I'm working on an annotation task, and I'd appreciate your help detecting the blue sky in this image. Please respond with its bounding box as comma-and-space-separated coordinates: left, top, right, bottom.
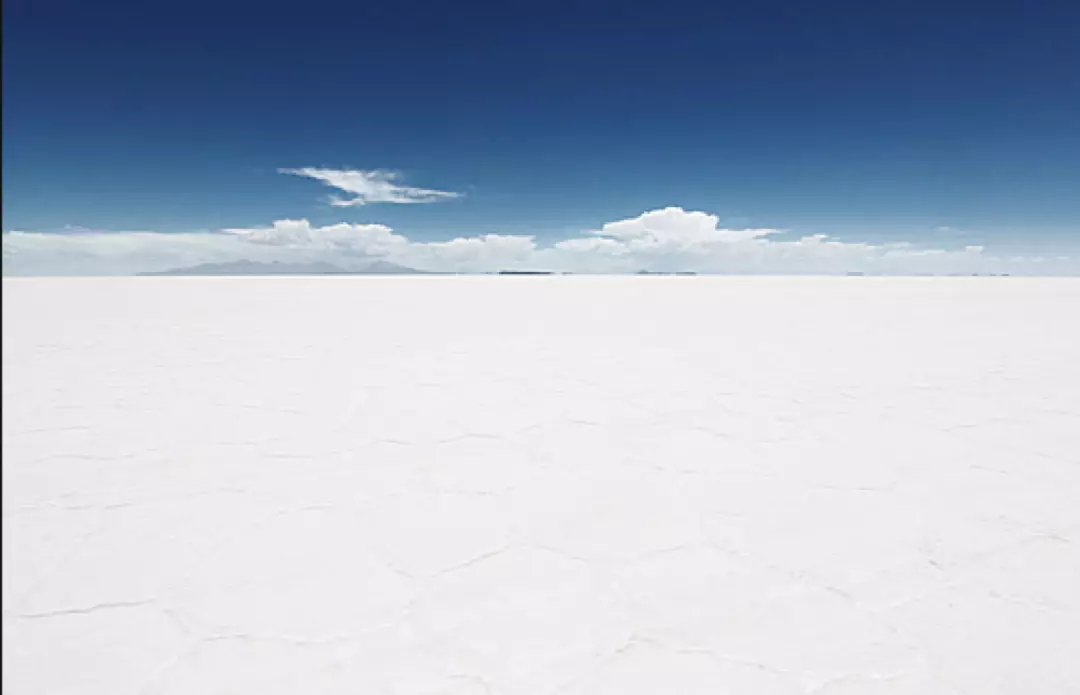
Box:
3, 0, 1079, 274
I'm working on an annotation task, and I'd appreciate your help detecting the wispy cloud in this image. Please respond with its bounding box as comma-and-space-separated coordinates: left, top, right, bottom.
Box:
279, 167, 462, 206
6, 207, 1073, 276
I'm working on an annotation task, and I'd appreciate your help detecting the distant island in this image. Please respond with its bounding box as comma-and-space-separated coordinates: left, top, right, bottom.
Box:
138, 259, 428, 276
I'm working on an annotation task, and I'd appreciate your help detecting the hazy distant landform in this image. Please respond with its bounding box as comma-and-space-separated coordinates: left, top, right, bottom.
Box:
138, 259, 427, 276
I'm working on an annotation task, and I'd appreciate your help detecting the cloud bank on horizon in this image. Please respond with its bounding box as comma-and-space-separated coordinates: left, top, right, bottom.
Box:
4, 206, 1073, 276
3, 166, 1074, 276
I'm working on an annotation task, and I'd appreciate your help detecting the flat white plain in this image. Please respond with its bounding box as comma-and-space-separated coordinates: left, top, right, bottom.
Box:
3, 276, 1079, 695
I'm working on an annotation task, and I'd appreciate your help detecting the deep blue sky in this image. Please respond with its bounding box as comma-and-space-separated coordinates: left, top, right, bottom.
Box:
4, 0, 1079, 252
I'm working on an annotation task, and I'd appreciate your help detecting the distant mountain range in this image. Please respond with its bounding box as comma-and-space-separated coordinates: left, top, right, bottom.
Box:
138, 259, 427, 276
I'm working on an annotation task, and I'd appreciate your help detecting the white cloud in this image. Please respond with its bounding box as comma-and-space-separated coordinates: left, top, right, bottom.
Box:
279, 167, 462, 206
588, 208, 780, 247
223, 219, 412, 256
3, 207, 1076, 276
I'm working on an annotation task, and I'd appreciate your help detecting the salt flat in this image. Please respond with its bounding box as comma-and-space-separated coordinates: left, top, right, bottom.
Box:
3, 276, 1079, 694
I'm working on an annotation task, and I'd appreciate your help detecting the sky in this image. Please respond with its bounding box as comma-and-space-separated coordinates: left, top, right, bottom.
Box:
3, 0, 1079, 275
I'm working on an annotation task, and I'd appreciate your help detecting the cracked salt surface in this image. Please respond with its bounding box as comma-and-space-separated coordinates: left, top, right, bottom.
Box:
3, 276, 1079, 694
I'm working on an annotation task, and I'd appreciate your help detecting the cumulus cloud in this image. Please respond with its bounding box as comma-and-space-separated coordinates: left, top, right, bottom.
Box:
279, 167, 462, 206
223, 219, 412, 256
3, 207, 1075, 276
